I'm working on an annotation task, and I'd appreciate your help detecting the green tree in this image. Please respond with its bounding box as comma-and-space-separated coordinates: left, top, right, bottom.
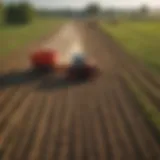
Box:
85, 3, 101, 16
139, 4, 149, 16
3, 2, 35, 25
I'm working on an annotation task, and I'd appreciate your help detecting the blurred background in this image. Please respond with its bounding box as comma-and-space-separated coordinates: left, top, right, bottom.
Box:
1, 0, 160, 73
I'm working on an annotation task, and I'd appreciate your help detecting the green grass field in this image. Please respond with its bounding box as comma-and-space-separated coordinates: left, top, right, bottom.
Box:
101, 21, 160, 73
0, 17, 66, 56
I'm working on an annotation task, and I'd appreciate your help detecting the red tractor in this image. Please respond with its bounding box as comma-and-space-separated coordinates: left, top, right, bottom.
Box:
30, 49, 58, 72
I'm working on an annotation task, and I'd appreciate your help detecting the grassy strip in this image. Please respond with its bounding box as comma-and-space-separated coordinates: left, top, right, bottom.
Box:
100, 22, 160, 72
123, 72, 160, 132
0, 17, 67, 55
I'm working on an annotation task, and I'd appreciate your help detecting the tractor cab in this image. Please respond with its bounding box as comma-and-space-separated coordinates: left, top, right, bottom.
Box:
72, 54, 86, 67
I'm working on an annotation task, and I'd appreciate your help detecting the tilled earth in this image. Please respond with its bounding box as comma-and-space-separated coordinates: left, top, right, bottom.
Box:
0, 21, 160, 160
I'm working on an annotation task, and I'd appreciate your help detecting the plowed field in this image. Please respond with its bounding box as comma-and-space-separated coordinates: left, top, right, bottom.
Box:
0, 21, 160, 160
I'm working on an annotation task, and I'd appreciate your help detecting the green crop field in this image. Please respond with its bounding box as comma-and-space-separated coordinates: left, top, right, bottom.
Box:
0, 17, 66, 56
101, 21, 160, 73
101, 21, 160, 132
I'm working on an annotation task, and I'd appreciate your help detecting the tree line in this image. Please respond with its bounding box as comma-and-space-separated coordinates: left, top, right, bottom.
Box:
0, 1, 151, 25
0, 2, 34, 25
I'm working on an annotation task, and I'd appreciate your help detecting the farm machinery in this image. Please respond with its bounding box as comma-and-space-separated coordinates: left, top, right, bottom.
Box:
30, 49, 100, 81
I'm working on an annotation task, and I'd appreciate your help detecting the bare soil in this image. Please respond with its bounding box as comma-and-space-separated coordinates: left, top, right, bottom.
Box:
0, 21, 160, 160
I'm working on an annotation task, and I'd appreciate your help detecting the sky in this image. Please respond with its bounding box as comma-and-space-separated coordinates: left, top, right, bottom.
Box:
3, 0, 160, 9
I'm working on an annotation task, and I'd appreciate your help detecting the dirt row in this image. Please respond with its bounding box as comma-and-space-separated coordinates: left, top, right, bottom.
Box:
0, 21, 159, 160
92, 24, 160, 110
